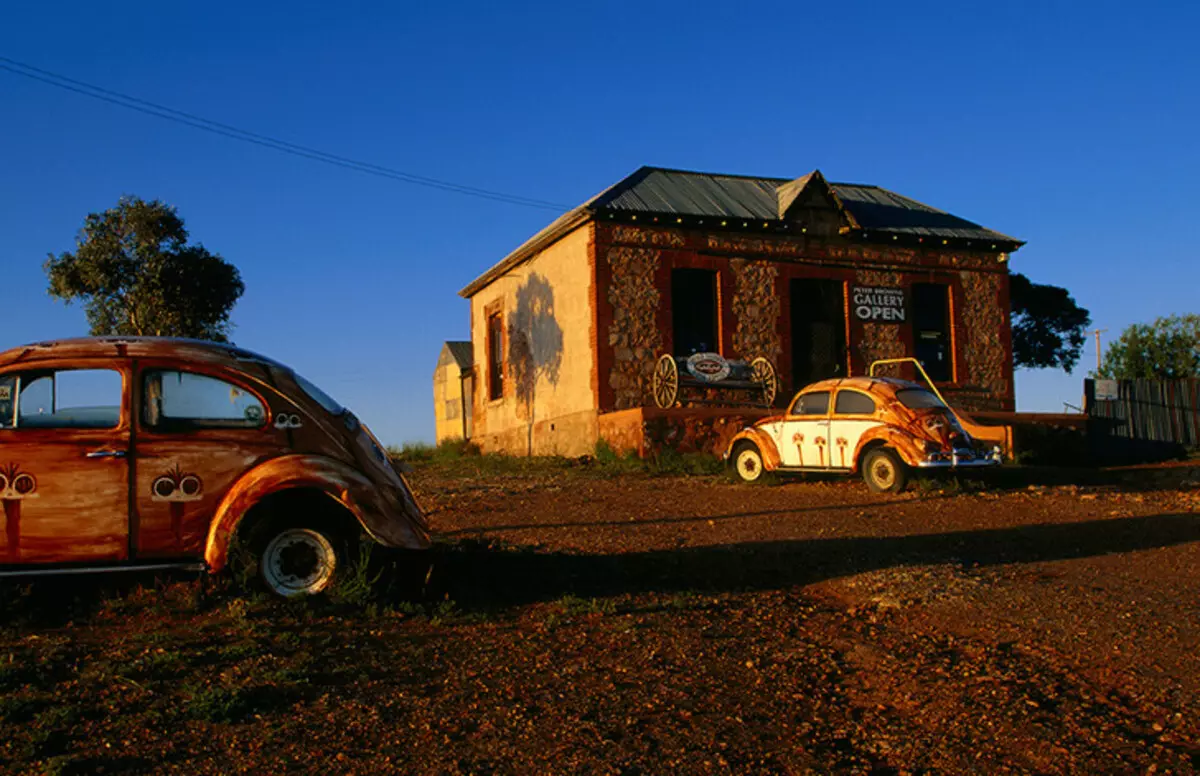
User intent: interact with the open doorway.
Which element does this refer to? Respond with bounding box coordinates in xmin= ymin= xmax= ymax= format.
xmin=790 ymin=278 xmax=846 ymax=390
xmin=671 ymin=268 xmax=718 ymax=355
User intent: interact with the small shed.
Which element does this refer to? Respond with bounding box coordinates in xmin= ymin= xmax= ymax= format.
xmin=433 ymin=341 xmax=473 ymax=443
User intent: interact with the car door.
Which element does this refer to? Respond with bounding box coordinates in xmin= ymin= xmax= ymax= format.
xmin=0 ymin=363 xmax=130 ymax=564
xmin=132 ymin=362 xmax=285 ymax=558
xmin=776 ymin=390 xmax=832 ymax=468
xmin=829 ymin=388 xmax=883 ymax=470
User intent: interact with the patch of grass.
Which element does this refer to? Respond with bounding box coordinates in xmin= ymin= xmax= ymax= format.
xmin=328 ymin=543 xmax=383 ymax=607
xmin=389 ymin=439 xmax=481 ymax=465
xmin=0 ymin=694 xmax=41 ymax=723
xmin=555 ymin=594 xmax=618 ymax=617
xmin=184 ymin=683 xmax=255 ymax=724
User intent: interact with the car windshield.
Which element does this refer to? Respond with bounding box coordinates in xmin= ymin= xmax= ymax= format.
xmin=896 ymin=388 xmax=947 ymax=410
xmin=292 ymin=372 xmax=344 ymax=415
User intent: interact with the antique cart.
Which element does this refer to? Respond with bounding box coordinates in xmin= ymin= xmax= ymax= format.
xmin=652 ymin=352 xmax=777 ymax=409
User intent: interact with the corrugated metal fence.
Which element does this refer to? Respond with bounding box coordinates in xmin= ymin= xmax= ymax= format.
xmin=1085 ymin=378 xmax=1200 ymax=461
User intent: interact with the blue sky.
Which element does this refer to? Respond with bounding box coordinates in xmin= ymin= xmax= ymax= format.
xmin=2 ymin=1 xmax=1197 ymax=444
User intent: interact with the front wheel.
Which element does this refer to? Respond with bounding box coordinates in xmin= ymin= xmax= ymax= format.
xmin=862 ymin=447 xmax=908 ymax=494
xmin=257 ymin=525 xmax=345 ymax=598
xmin=732 ymin=442 xmax=766 ymax=483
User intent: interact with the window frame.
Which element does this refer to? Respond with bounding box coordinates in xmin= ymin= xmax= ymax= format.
xmin=911 ymin=282 xmax=955 ymax=384
xmin=486 ymin=307 xmax=505 ymax=402
xmin=833 ymin=388 xmax=877 ymax=416
xmin=0 ymin=366 xmax=126 ymax=431
xmin=670 ymin=267 xmax=721 ymax=357
xmin=788 ymin=390 xmax=831 ymax=417
xmin=139 ymin=367 xmax=269 ymax=433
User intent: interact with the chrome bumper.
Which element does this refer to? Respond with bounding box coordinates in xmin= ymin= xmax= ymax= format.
xmin=916 ymin=447 xmax=1003 ymax=469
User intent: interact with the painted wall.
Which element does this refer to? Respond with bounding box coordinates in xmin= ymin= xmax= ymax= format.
xmin=432 ymin=347 xmax=470 ymax=443
xmin=466 ymin=224 xmax=596 ymax=455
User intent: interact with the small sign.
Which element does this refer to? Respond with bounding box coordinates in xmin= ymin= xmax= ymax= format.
xmin=1094 ymin=379 xmax=1119 ymax=401
xmin=686 ymin=352 xmax=731 ymax=383
xmin=0 ymin=386 xmax=10 ymax=401
xmin=852 ymin=286 xmax=906 ymax=323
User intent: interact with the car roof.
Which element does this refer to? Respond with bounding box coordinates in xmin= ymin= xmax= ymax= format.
xmin=795 ymin=375 xmax=928 ymax=396
xmin=0 ymin=337 xmax=287 ymax=372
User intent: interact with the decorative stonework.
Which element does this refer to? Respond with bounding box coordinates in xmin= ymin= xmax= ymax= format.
xmin=730 ymin=259 xmax=781 ymax=366
xmin=607 ymin=246 xmax=663 ymax=409
xmin=959 ymin=270 xmax=1008 ymax=398
xmin=854 ymin=269 xmax=906 ymax=374
xmin=611 ymin=225 xmax=686 ymax=248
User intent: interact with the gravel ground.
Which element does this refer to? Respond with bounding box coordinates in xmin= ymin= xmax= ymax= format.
xmin=1 ymin=462 xmax=1198 ymax=774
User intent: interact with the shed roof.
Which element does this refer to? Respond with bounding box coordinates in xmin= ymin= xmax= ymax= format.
xmin=438 ymin=341 xmax=474 ymax=371
xmin=460 ymin=166 xmax=1022 ymax=297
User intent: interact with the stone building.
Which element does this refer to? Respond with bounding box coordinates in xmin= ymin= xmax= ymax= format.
xmin=454 ymin=166 xmax=1021 ymax=456
xmin=432 ymin=341 xmax=473 ymax=443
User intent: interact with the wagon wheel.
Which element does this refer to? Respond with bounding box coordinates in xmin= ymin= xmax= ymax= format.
xmin=750 ymin=357 xmax=777 ymax=407
xmin=653 ymin=354 xmax=679 ymax=409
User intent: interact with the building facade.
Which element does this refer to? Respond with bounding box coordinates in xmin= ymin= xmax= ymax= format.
xmin=453 ymin=167 xmax=1021 ymax=456
xmin=432 ymin=341 xmax=473 ymax=444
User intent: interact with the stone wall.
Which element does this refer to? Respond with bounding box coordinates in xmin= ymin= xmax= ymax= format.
xmin=955 ymin=270 xmax=1010 ymax=409
xmin=854 ymin=268 xmax=907 ymax=376
xmin=606 ymin=245 xmax=663 ymax=410
xmin=730 ymin=259 xmax=782 ymax=366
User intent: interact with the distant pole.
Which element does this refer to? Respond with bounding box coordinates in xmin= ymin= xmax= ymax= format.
xmin=1093 ymin=328 xmax=1108 ymax=373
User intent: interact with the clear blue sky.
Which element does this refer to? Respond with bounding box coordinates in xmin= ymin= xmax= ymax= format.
xmin=2 ymin=1 xmax=1197 ymax=444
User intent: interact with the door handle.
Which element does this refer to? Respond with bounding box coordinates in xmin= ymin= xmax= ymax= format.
xmin=85 ymin=449 xmax=127 ymax=459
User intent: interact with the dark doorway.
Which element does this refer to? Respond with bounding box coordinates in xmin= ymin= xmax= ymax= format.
xmin=790 ymin=279 xmax=846 ymax=390
xmin=671 ymin=269 xmax=718 ymax=355
xmin=912 ymin=283 xmax=952 ymax=382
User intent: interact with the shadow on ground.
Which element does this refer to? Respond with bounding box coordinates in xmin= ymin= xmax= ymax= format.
xmin=419 ymin=511 xmax=1200 ymax=610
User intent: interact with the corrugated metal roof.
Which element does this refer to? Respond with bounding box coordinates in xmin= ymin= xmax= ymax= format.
xmin=593 ymin=167 xmax=1021 ymax=245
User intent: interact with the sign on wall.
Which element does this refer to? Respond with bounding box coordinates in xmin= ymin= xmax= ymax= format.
xmin=851 ymin=286 xmax=906 ymax=323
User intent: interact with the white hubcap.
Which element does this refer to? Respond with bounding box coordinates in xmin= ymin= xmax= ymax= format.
xmin=736 ymin=449 xmax=763 ymax=482
xmin=262 ymin=528 xmax=336 ymax=597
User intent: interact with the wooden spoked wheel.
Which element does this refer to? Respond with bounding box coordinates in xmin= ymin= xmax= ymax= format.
xmin=653 ymin=354 xmax=679 ymax=409
xmin=750 ymin=357 xmax=777 ymax=407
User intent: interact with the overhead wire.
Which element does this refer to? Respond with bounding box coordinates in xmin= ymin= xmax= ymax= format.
xmin=0 ymin=55 xmax=571 ymax=212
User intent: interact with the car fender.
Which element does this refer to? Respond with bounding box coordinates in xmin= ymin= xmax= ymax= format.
xmin=853 ymin=426 xmax=925 ymax=470
xmin=727 ymin=427 xmax=783 ymax=470
xmin=204 ymin=454 xmax=428 ymax=572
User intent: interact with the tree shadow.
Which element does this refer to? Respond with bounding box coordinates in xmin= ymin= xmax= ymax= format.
xmin=418 ymin=512 xmax=1200 ymax=610
xmin=507 ymin=272 xmax=563 ymax=455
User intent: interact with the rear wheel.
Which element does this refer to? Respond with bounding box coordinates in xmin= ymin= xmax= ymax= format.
xmin=862 ymin=447 xmax=908 ymax=494
xmin=259 ymin=526 xmax=341 ymax=597
xmin=240 ymin=493 xmax=360 ymax=598
xmin=733 ymin=442 xmax=766 ymax=483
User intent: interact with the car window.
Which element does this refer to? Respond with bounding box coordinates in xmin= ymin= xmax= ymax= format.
xmin=292 ymin=371 xmax=344 ymax=415
xmin=792 ymin=391 xmax=830 ymax=416
xmin=835 ymin=390 xmax=876 ymax=415
xmin=7 ymin=369 xmax=123 ymax=429
xmin=896 ymin=388 xmax=946 ymax=409
xmin=143 ymin=370 xmax=266 ymax=431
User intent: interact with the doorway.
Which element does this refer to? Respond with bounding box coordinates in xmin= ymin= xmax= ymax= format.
xmin=790 ymin=278 xmax=846 ymax=390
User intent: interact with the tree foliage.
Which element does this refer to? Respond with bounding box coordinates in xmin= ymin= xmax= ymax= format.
xmin=1097 ymin=314 xmax=1200 ymax=379
xmin=45 ymin=196 xmax=244 ymax=342
xmin=1010 ymin=272 xmax=1091 ymax=371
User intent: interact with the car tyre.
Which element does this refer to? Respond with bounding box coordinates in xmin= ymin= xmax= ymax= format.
xmin=862 ymin=447 xmax=908 ymax=494
xmin=250 ymin=520 xmax=352 ymax=598
xmin=732 ymin=442 xmax=766 ymax=484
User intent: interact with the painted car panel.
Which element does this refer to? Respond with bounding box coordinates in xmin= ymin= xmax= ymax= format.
xmin=0 ymin=337 xmax=430 ymax=573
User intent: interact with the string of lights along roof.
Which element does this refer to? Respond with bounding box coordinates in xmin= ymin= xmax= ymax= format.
xmin=0 ymin=55 xmax=569 ymax=212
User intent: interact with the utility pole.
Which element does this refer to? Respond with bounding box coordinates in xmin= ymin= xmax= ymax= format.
xmin=1093 ymin=328 xmax=1108 ymax=373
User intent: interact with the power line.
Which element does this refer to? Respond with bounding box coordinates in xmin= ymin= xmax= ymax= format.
xmin=0 ymin=55 xmax=571 ymax=212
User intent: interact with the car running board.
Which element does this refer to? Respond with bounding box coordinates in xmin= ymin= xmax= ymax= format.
xmin=0 ymin=562 xmax=207 ymax=579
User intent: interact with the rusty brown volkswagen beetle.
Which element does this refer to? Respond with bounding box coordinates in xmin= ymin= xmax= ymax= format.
xmin=0 ymin=337 xmax=430 ymax=597
xmin=725 ymin=376 xmax=1002 ymax=493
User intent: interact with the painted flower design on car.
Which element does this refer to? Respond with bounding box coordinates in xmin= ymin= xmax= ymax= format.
xmin=1 ymin=463 xmax=37 ymax=561
xmin=152 ymin=465 xmax=204 ymax=549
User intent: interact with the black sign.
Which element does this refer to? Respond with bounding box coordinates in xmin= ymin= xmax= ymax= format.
xmin=851 ymin=286 xmax=906 ymax=323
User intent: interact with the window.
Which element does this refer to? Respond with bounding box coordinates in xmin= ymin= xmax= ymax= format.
xmin=912 ymin=283 xmax=952 ymax=382
xmin=895 ymin=388 xmax=946 ymax=410
xmin=671 ymin=268 xmax=718 ymax=356
xmin=791 ymin=391 xmax=830 ymax=416
xmin=487 ymin=311 xmax=504 ymax=401
xmin=143 ymin=370 xmax=266 ymax=431
xmin=791 ymin=278 xmax=847 ymax=388
xmin=835 ymin=390 xmax=876 ymax=415
xmin=2 ymin=369 xmax=123 ymax=429
xmin=293 ymin=372 xmax=343 ymax=415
